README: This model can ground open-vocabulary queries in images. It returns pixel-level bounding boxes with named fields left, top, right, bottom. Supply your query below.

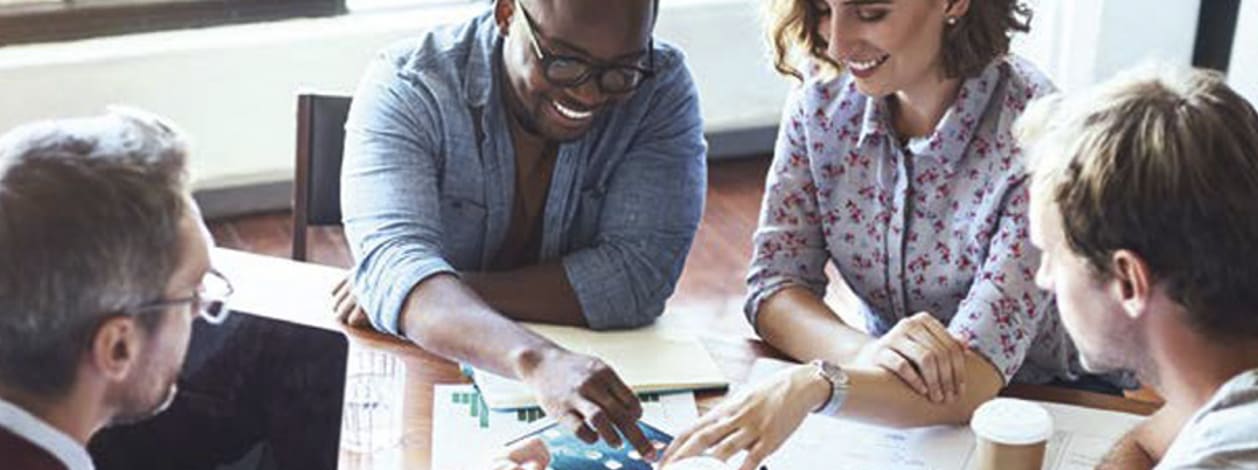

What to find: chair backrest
left=292, top=93, right=352, bottom=261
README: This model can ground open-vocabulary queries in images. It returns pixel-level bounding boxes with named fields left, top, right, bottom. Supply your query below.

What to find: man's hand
left=332, top=275, right=372, bottom=328
left=854, top=312, right=967, bottom=404
left=516, top=346, right=655, bottom=460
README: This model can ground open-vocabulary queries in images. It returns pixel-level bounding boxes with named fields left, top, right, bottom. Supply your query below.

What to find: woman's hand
left=855, top=312, right=967, bottom=404
left=484, top=437, right=551, bottom=470
left=659, top=364, right=830, bottom=470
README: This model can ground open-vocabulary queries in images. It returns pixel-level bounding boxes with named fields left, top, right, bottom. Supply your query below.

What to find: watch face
left=818, top=360, right=849, bottom=387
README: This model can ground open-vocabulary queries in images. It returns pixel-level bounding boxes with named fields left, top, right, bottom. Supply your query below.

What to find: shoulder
left=632, top=39, right=699, bottom=103
left=371, top=11, right=495, bottom=93
left=991, top=55, right=1057, bottom=114
left=1159, top=371, right=1258, bottom=469
left=779, top=68, right=867, bottom=138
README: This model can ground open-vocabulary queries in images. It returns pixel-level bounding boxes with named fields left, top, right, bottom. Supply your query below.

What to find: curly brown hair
left=765, top=0, right=1032, bottom=81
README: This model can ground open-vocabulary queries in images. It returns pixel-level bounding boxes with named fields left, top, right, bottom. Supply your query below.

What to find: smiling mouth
left=846, top=54, right=890, bottom=73
left=552, top=100, right=593, bottom=121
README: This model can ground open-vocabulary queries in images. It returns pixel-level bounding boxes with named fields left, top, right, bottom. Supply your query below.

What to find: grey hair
left=0, top=107, right=189, bottom=396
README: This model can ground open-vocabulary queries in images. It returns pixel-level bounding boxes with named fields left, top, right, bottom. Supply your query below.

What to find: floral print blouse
left=746, top=57, right=1081, bottom=385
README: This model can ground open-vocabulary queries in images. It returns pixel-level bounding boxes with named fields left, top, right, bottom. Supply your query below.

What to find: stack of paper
left=468, top=322, right=729, bottom=410
left=744, top=358, right=1145, bottom=470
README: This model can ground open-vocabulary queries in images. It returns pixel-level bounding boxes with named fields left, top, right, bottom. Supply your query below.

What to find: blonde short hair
left=1017, top=64, right=1258, bottom=338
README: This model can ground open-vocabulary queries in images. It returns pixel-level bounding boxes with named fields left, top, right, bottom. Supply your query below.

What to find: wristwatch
left=810, top=359, right=851, bottom=416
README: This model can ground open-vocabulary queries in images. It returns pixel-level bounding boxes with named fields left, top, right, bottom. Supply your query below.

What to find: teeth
left=847, top=55, right=887, bottom=72
left=554, top=101, right=592, bottom=120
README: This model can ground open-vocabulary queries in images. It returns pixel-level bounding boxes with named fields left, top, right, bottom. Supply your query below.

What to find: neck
left=0, top=383, right=105, bottom=445
left=1146, top=313, right=1258, bottom=411
left=890, top=72, right=963, bottom=140
left=506, top=106, right=548, bottom=156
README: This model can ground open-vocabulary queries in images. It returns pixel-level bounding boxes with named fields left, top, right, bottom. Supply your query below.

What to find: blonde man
left=1020, top=65, right=1258, bottom=469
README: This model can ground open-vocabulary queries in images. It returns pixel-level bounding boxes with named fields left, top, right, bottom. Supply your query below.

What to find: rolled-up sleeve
left=561, top=60, right=707, bottom=330
left=341, top=56, right=456, bottom=336
left=743, top=87, right=830, bottom=328
left=948, top=180, right=1054, bottom=384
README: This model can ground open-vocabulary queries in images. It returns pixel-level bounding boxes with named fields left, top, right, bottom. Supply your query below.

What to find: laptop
left=88, top=310, right=349, bottom=470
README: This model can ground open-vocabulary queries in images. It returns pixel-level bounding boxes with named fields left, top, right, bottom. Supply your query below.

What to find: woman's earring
left=946, top=16, right=958, bottom=26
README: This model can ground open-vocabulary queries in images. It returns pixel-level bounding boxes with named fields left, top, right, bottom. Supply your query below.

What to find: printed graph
left=452, top=390, right=663, bottom=429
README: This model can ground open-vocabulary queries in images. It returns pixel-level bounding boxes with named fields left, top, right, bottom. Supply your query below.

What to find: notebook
left=469, top=322, right=728, bottom=410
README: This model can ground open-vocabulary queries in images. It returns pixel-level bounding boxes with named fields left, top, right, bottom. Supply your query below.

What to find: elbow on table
left=584, top=289, right=668, bottom=331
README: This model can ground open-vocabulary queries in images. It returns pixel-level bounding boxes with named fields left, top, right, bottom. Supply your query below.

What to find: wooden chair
left=291, top=93, right=352, bottom=261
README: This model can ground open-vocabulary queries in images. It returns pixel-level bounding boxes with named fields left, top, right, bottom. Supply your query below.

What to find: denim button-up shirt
left=342, top=11, right=707, bottom=334
left=747, top=57, right=1083, bottom=385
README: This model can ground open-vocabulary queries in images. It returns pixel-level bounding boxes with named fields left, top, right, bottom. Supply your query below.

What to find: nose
left=823, top=10, right=844, bottom=62
left=826, top=11, right=862, bottom=63
left=565, top=79, right=604, bottom=109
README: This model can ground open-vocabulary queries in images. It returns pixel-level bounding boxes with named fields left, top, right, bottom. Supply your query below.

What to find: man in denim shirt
left=333, top=0, right=705, bottom=456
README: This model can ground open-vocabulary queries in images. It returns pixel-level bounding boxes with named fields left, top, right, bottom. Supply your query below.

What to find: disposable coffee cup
left=970, top=398, right=1053, bottom=470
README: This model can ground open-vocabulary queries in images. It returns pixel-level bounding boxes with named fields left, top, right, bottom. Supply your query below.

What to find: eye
left=854, top=7, right=888, bottom=22
left=813, top=0, right=832, bottom=17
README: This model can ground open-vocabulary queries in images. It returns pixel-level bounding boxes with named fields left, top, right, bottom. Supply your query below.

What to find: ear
left=945, top=0, right=972, bottom=18
left=89, top=316, right=141, bottom=383
left=494, top=0, right=516, bottom=36
left=1110, top=250, right=1153, bottom=321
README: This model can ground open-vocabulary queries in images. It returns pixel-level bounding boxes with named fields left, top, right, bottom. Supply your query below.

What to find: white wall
left=1016, top=0, right=1199, bottom=92
left=0, top=0, right=1205, bottom=193
left=1230, top=0, right=1258, bottom=104
left=0, top=0, right=789, bottom=191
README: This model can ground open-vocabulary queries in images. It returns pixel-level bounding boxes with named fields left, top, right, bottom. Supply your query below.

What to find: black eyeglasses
left=130, top=269, right=234, bottom=325
left=517, top=3, right=655, bottom=95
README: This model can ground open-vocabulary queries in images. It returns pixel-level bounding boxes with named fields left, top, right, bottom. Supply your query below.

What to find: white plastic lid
left=970, top=398, right=1054, bottom=445
left=663, top=456, right=734, bottom=470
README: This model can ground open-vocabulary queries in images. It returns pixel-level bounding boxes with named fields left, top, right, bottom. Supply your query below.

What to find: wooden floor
left=208, top=156, right=774, bottom=337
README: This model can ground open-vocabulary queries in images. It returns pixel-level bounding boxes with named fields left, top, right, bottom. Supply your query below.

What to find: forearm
left=837, top=352, right=1003, bottom=428
left=755, top=286, right=872, bottom=364
left=464, top=262, right=586, bottom=327
left=1098, top=428, right=1156, bottom=470
left=398, top=273, right=562, bottom=379
left=756, top=287, right=1006, bottom=427
left=1098, top=405, right=1190, bottom=468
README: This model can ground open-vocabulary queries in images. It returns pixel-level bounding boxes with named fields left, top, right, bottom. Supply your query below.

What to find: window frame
left=0, top=0, right=347, bottom=47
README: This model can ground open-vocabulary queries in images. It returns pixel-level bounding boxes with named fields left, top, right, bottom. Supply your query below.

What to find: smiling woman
left=765, top=0, right=1030, bottom=81
left=661, top=0, right=1131, bottom=468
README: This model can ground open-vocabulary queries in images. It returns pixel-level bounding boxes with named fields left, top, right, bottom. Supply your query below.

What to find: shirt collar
left=462, top=11, right=500, bottom=108
left=0, top=397, right=95, bottom=470
left=856, top=59, right=1003, bottom=164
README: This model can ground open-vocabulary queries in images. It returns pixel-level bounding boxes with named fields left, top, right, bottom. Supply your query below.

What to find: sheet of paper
left=469, top=323, right=728, bottom=409
left=431, top=384, right=699, bottom=470
left=745, top=358, right=1144, bottom=470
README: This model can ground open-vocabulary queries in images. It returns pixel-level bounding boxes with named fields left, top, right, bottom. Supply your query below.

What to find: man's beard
left=108, top=380, right=179, bottom=427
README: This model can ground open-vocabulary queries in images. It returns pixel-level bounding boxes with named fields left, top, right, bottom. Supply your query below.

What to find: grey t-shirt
left=1156, top=369, right=1258, bottom=469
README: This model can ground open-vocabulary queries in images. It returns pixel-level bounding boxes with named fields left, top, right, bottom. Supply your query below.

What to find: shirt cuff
left=354, top=247, right=457, bottom=337
left=562, top=250, right=660, bottom=330
left=744, top=278, right=826, bottom=332
left=948, top=283, right=1044, bottom=385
